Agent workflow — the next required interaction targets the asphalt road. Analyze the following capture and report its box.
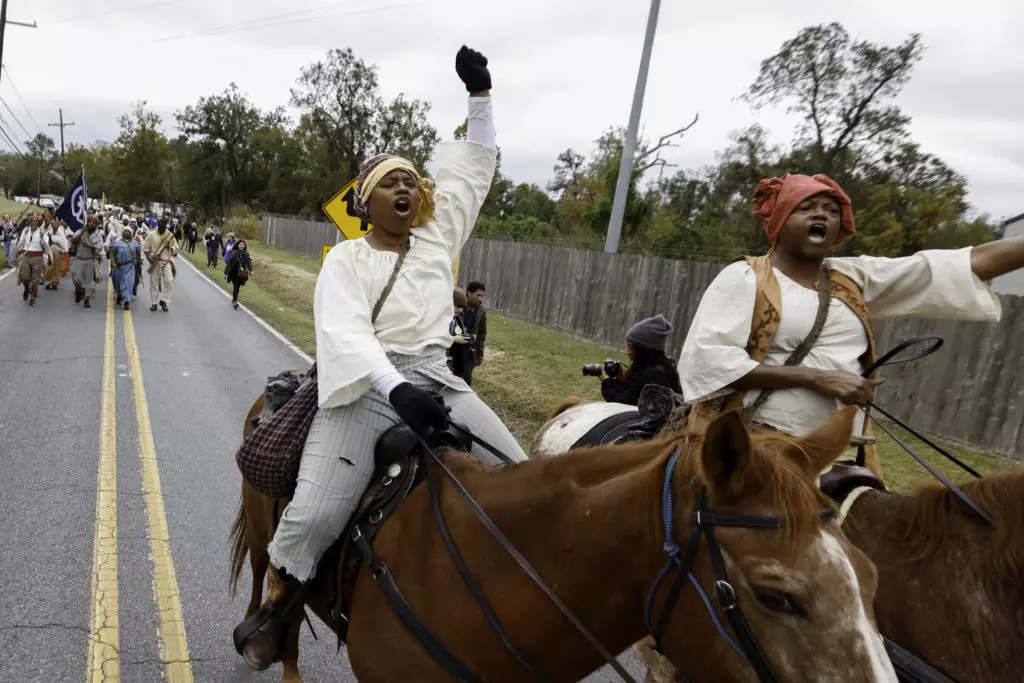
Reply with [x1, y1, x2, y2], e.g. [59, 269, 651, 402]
[0, 260, 643, 682]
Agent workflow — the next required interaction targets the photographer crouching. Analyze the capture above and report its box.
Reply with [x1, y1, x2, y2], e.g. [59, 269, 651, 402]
[584, 314, 682, 406]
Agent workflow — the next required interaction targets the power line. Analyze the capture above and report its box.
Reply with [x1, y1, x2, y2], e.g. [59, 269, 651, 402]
[0, 117, 26, 156]
[50, 0, 182, 24]
[145, 0, 370, 44]
[0, 93, 30, 138]
[1, 65, 43, 134]
[145, 0, 426, 45]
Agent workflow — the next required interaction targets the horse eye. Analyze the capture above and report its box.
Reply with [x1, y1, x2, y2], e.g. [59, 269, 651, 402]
[753, 588, 803, 617]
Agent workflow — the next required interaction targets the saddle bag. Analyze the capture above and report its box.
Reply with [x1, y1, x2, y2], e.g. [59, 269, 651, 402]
[235, 365, 319, 498]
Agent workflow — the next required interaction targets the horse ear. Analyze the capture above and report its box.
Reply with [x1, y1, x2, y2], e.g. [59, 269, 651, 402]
[794, 406, 858, 475]
[701, 411, 752, 500]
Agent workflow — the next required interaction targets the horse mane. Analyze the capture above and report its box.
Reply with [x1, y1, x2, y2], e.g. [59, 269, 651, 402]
[907, 468, 1024, 577]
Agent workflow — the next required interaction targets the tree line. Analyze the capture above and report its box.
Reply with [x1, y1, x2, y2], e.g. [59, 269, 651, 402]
[0, 23, 999, 260]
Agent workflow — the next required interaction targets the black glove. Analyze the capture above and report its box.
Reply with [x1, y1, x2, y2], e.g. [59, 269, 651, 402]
[388, 382, 450, 437]
[455, 45, 491, 93]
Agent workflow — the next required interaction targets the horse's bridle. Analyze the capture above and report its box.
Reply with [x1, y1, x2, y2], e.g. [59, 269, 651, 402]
[400, 428, 836, 683]
[644, 447, 837, 683]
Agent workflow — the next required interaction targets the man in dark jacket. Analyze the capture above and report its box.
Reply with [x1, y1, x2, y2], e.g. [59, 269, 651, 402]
[600, 314, 682, 406]
[455, 281, 488, 386]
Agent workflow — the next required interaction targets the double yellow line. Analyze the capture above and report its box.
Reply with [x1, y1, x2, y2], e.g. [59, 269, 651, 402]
[87, 287, 194, 682]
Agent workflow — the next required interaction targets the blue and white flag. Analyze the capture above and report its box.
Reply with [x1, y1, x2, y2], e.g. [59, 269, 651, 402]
[55, 170, 88, 232]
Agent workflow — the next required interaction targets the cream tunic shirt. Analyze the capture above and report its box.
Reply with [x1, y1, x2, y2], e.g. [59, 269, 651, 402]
[315, 97, 497, 408]
[679, 248, 1002, 436]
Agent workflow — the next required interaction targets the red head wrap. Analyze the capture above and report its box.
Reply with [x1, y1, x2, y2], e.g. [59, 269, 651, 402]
[751, 174, 855, 246]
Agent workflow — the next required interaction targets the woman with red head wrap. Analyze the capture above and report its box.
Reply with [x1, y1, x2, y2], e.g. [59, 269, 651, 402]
[676, 172, 1023, 442]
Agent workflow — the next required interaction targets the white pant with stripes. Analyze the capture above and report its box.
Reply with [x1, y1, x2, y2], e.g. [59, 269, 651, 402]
[267, 351, 527, 582]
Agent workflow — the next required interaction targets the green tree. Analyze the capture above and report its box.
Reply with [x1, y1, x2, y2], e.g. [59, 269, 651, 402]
[111, 101, 172, 207]
[175, 83, 287, 204]
[743, 23, 923, 176]
[290, 47, 439, 202]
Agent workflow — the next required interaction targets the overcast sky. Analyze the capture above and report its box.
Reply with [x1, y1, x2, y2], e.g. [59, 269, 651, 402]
[6, 0, 1023, 220]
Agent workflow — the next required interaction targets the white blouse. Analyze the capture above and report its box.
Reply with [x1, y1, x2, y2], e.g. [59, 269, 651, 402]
[679, 247, 1002, 436]
[314, 96, 497, 408]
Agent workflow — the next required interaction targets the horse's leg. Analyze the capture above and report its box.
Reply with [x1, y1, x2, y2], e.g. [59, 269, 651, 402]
[266, 563, 304, 683]
[241, 483, 273, 618]
[246, 545, 269, 618]
[279, 623, 302, 683]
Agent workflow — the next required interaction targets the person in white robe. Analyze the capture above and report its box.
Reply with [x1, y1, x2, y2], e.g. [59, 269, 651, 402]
[143, 218, 178, 312]
[232, 45, 526, 671]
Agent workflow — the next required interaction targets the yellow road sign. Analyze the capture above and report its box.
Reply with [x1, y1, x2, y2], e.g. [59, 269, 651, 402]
[321, 244, 334, 267]
[322, 178, 372, 241]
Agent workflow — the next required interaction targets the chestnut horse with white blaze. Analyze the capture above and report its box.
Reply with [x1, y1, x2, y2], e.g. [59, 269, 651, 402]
[535, 397, 1024, 683]
[232, 394, 896, 682]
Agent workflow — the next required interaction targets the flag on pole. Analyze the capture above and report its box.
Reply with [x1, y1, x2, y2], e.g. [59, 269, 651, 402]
[56, 168, 88, 232]
[100, 192, 106, 210]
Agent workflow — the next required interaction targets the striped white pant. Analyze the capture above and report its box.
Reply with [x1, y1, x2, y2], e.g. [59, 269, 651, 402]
[268, 350, 526, 582]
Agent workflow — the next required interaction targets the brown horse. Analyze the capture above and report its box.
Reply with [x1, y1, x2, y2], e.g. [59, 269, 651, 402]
[841, 473, 1024, 683]
[536, 398, 1024, 682]
[230, 399, 897, 682]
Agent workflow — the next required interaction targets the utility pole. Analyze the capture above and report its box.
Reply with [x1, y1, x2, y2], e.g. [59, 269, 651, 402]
[604, 0, 661, 254]
[48, 108, 75, 184]
[0, 0, 39, 91]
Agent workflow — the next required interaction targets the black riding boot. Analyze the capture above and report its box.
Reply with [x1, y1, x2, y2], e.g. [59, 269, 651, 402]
[233, 573, 308, 671]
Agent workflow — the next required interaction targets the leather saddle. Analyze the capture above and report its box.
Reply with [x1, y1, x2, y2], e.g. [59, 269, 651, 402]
[573, 385, 685, 449]
[326, 422, 471, 642]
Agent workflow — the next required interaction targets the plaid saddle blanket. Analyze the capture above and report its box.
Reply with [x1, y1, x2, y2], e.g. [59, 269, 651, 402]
[236, 365, 318, 498]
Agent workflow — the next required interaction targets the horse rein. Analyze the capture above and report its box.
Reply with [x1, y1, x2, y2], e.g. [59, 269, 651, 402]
[857, 336, 996, 527]
[644, 447, 836, 683]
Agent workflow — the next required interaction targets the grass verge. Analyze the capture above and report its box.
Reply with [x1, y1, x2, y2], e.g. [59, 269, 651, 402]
[189, 239, 1018, 493]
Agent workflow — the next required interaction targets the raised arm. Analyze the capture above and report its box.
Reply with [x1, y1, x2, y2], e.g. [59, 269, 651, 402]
[422, 46, 499, 258]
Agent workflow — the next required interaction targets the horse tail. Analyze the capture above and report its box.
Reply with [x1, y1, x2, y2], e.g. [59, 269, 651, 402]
[228, 493, 249, 597]
[548, 396, 588, 419]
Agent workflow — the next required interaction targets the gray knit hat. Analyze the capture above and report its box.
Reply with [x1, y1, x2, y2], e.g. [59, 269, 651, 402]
[626, 314, 673, 352]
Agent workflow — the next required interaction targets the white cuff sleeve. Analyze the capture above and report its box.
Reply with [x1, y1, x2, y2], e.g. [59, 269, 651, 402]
[467, 96, 495, 148]
[368, 365, 407, 398]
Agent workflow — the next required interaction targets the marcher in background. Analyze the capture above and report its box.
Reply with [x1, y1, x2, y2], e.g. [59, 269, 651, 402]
[206, 226, 224, 267]
[69, 216, 105, 309]
[57, 220, 72, 276]
[43, 219, 69, 290]
[597, 314, 682, 406]
[16, 215, 50, 305]
[224, 239, 253, 310]
[111, 227, 141, 310]
[223, 232, 237, 261]
[2, 214, 16, 267]
[143, 218, 178, 312]
[187, 222, 198, 253]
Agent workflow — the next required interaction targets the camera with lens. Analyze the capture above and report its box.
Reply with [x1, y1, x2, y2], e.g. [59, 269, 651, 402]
[582, 359, 622, 378]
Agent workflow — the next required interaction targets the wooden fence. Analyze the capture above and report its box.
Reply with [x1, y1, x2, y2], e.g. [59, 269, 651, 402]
[260, 215, 338, 260]
[258, 217, 1023, 455]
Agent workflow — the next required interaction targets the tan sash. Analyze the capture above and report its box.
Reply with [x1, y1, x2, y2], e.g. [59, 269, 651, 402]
[688, 255, 882, 475]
